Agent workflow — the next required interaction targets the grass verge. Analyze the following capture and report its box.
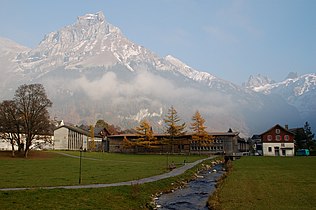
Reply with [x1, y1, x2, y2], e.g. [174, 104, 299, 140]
[208, 156, 316, 210]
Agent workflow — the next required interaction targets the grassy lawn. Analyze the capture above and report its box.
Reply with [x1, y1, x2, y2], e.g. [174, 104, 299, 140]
[0, 151, 205, 188]
[215, 156, 316, 210]
[0, 151, 213, 210]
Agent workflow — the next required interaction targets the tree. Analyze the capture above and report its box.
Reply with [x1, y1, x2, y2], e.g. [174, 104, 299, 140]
[14, 84, 52, 158]
[134, 119, 159, 150]
[122, 136, 134, 150]
[190, 111, 213, 154]
[95, 119, 107, 129]
[304, 121, 315, 150]
[0, 100, 23, 156]
[95, 119, 120, 134]
[163, 106, 186, 153]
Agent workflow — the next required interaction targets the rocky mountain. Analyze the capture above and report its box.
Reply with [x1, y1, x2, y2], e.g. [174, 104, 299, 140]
[0, 38, 29, 92]
[245, 73, 316, 131]
[0, 12, 307, 136]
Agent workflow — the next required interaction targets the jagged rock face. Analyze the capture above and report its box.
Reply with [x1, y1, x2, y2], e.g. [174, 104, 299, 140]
[244, 74, 275, 88]
[0, 11, 312, 135]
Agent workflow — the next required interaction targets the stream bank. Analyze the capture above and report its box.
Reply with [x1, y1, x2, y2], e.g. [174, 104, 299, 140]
[154, 162, 225, 210]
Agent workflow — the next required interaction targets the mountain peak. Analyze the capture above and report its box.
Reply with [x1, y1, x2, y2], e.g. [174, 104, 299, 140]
[285, 72, 298, 80]
[244, 74, 274, 88]
[77, 11, 106, 25]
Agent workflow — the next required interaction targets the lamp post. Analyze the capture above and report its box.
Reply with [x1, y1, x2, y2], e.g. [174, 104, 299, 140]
[79, 146, 83, 184]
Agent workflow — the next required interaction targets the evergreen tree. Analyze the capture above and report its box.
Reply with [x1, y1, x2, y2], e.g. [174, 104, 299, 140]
[304, 121, 315, 150]
[164, 106, 186, 153]
[190, 111, 213, 154]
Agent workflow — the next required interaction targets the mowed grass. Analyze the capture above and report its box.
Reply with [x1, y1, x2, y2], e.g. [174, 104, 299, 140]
[217, 156, 316, 210]
[0, 151, 213, 210]
[0, 166, 204, 210]
[0, 151, 205, 188]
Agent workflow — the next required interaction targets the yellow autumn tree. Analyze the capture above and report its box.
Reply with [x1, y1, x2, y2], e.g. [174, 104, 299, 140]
[164, 106, 186, 153]
[134, 119, 159, 151]
[190, 110, 213, 154]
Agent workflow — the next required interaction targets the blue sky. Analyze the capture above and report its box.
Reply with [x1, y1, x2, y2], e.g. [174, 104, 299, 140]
[0, 0, 315, 84]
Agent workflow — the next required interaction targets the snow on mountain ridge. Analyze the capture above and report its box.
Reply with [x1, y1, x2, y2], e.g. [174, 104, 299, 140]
[13, 11, 234, 91]
[163, 54, 241, 91]
[165, 55, 216, 81]
[252, 73, 316, 96]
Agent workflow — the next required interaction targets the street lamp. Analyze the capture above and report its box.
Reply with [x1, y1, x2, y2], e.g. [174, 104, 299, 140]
[79, 146, 83, 184]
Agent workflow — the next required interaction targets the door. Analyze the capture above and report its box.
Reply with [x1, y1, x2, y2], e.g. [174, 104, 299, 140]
[274, 147, 280, 156]
[282, 149, 286, 156]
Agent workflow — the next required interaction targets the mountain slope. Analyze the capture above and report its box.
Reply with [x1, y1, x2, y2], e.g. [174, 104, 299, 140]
[0, 37, 30, 93]
[0, 12, 305, 136]
[246, 73, 316, 130]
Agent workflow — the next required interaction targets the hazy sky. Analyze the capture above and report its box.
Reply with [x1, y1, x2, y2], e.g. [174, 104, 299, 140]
[0, 0, 315, 84]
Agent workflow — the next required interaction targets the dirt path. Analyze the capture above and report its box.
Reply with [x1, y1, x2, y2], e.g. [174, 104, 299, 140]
[0, 156, 215, 191]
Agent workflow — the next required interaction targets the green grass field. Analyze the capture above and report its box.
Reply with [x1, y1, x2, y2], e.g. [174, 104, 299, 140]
[0, 151, 210, 209]
[0, 151, 204, 188]
[215, 156, 316, 210]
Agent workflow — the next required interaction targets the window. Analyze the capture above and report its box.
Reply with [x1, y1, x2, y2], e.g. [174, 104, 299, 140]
[276, 129, 280, 134]
[275, 135, 281, 141]
[284, 135, 289, 141]
[267, 135, 272, 141]
[268, 147, 272, 152]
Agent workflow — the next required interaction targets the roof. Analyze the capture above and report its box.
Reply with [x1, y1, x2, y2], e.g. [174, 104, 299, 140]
[288, 127, 304, 135]
[108, 132, 240, 138]
[55, 125, 90, 136]
[259, 124, 295, 136]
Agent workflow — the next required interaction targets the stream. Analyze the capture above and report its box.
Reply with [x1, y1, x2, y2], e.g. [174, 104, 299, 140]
[156, 164, 224, 210]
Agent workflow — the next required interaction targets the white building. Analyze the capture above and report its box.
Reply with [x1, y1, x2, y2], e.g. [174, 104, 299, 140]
[260, 124, 295, 156]
[54, 125, 90, 150]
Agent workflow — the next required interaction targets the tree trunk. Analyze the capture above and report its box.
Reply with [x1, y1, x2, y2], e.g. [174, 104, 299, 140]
[24, 140, 31, 158]
[10, 140, 15, 157]
[24, 148, 29, 158]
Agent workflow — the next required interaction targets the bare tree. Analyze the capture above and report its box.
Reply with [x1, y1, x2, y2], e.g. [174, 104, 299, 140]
[13, 84, 52, 158]
[0, 100, 23, 156]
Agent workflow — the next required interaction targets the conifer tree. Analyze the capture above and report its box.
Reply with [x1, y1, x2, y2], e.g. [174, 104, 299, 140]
[190, 110, 213, 154]
[164, 106, 186, 153]
[134, 119, 158, 150]
[122, 136, 133, 150]
[304, 121, 315, 150]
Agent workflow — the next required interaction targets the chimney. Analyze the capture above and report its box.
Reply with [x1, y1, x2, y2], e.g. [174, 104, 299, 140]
[285, 124, 288, 130]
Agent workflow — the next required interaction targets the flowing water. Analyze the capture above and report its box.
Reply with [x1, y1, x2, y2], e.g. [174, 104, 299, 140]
[156, 164, 224, 210]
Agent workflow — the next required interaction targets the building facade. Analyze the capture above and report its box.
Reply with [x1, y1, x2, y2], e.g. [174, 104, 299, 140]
[260, 124, 295, 156]
[54, 125, 89, 150]
[107, 131, 244, 155]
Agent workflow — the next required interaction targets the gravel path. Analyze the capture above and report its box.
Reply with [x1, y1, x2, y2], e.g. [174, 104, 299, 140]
[0, 156, 215, 191]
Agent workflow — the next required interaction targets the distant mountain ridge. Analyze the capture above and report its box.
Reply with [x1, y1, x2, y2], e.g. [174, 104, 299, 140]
[0, 11, 314, 135]
[245, 73, 316, 130]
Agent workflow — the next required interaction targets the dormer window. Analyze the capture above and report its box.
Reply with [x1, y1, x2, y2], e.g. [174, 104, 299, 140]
[284, 135, 289, 141]
[276, 129, 280, 134]
[276, 135, 281, 141]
